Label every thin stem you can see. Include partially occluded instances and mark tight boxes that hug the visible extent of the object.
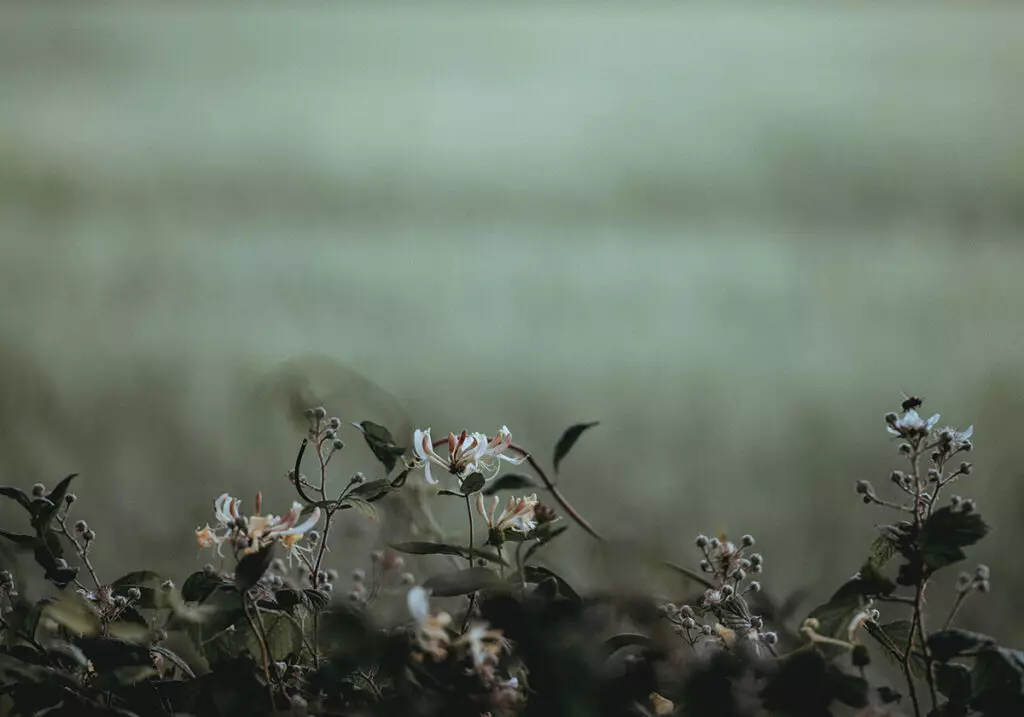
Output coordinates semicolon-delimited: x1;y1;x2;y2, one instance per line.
915;587;939;710
511;444;605;543
56;516;102;590
944;591;969;630
243;592;276;707
465;494;475;567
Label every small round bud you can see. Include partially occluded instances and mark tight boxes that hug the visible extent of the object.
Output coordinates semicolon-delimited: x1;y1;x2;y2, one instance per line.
321;581;334;594
679;605;696;619
898;443;912;455
748;581;761;593
862;495;872;504
976;580;990;593
956;572;972;590
328;417;341;430
400;572;415;586
371;550;385;563
332;439;345;451
476;558;487;568
976;564;990;580
680;617;696;630
326;569;339;582
351;568;365;582
960;462;972;475
392;556;405;570
351;472;366;485
733;569;746;581
749;553;763;567
741;534;755;548
312;407;326;420
126;588;141;601
324;429;336;440
307;530;320;544
699;559;711;573
114;596;128;608
657;604;671;616
83;529;96;542
750;616;763;629
316;571;328;585
961;499;976;513
962;440;973;453
739;559;752;570
884;412;899;425
763;631;778;645
64;493;76;504
161;580;174;591
931;451;942;462
701;625;714;636
855;480;872;495
708;538;721;549
890;471;904;484
869;609;880;621
695;535;709;548
950;495;962;508
74;520;88;533
31;483;45;497
939;429;953;443
927;468;940;482
721;585;734;597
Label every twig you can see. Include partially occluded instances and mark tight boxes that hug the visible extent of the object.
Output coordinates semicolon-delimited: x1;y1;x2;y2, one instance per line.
511;444;605;543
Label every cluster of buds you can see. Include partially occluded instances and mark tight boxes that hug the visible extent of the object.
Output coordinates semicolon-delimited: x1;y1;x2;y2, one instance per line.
303;407;346;454
660;533;772;655
860;397;977;517
341;551;414;606
956;564;991;595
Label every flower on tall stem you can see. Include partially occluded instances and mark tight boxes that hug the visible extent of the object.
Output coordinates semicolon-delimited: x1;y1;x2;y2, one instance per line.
475;493;539;536
411;426;525;486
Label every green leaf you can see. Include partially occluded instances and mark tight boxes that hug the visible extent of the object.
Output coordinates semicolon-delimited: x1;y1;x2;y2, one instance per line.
807;564;893;640
520;565;581;603
422;567;504;597
928;629;997;662
0;528;36;547
935;662;971;704
347;479;394;501
482;473;537;495
352;420;406;473
41;474;77;520
460;472;486;495
274;589;309;611
553;421;599;473
761;649;868;715
388;541;509;565
867;531;901;569
234;543;274;592
304;588;331;611
77;635;153;672
111;570;167;610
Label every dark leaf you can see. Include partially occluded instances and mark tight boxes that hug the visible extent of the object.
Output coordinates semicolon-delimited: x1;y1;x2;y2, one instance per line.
521;565;581;603
605;633;655;653
352;420;406;473
304;589;332;611
935;662;971;704
339;496;380;521
274;589;309;611
234;543;274;592
482;473;537;495
0;529;36;547
422;567;504;597
919;507;990;573
807;564;893;639
553;421;599;473
928;629;997;662
388;541;508;565
761;649;868;716
77;635;153;672
868;531;902;568
111;570;167;610
460;472;486;495
41;474;77;523
0;486;33;513
971;646;1024;714
390;467;411;488
182;569;228;603
437;489;462;497
877;686;902;704
348;479;394;501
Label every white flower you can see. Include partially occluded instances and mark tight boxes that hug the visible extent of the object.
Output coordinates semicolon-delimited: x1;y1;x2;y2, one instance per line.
406;586;452;660
412;426;525;486
195;492;320;560
887;409;941;437
475;493;538;535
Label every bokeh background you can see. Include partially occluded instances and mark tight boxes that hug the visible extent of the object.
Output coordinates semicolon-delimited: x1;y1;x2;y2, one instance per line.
2;3;1023;641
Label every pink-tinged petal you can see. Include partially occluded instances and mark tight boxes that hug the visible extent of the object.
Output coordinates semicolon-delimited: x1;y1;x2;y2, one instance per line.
414;429;434;462
475;492;488;521
448;432;458;461
275;507;320;538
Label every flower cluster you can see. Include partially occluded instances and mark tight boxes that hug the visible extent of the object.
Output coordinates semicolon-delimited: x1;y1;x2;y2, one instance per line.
476;493;539;537
412;426;525;486
195;492;320;560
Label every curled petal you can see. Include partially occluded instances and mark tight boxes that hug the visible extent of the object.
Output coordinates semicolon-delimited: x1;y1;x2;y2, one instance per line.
407;586;431;623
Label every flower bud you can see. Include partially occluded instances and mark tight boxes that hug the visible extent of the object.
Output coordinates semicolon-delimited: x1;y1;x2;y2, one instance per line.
114;596;128;608
976;564;990;580
307;531;320;544
976;580;990;593
324;429;336;440
701;625;714;636
961;499;976;513
855;480;872;495
961;440;973;452
927;468;940;482
680;617;696;630
734;569;746;581
312;407;326;420
750;616;763;629
350;472;366;485
884;412;899;425
695;535;709;548
326;569;339;582
852;644;871;668
898;443;912;455
74;520;88;533
31;483;45;497
763;632;778;645
332;439;345;451
83;529;96;542
960;462;972;475
749;553;763;567
741;534;755;548
371;550;385;563
126;588;141;601
890;471;904;484
699;559;711;572
939;429;953;443
161;580;175;591
708;538;721;550
328;417;341;430
748;581;761;593
721;585;734;597
64;493;76;504
352;568;365;582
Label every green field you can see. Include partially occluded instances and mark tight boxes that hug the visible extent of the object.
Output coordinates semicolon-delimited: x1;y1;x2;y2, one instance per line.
2;3;1024;640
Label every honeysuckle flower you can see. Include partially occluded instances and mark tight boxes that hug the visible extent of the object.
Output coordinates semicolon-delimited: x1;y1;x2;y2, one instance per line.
195;492;320;560
475;493;538;535
887;409;940;437
411;426;525;486
456;621;510;674
406;586;452;660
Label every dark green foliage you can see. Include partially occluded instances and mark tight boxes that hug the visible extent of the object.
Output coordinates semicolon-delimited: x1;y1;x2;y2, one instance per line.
553;421;599;473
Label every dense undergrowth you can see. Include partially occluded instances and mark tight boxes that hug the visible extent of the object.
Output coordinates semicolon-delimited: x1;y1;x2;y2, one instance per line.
0;395;1018;716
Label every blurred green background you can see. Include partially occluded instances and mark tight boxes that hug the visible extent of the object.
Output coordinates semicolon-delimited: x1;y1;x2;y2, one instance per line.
2;3;1024;639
